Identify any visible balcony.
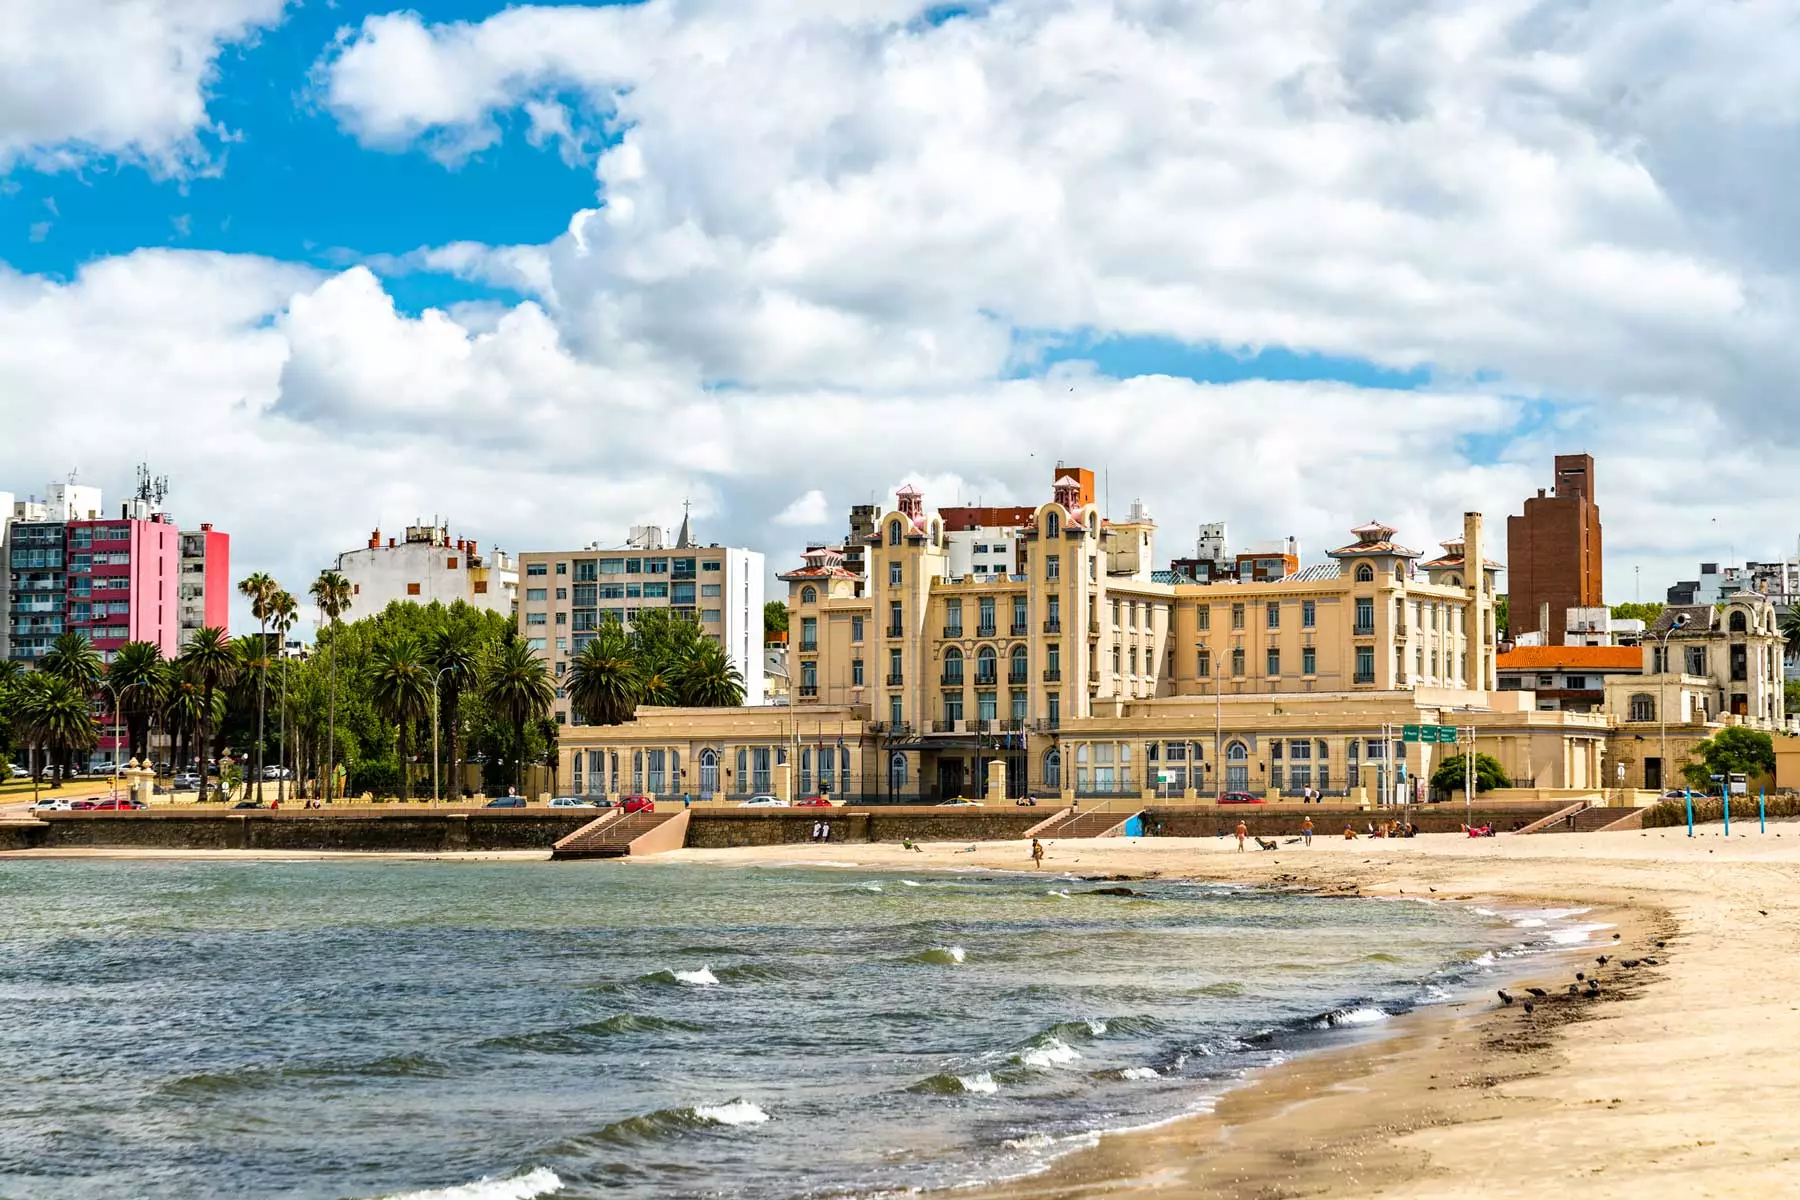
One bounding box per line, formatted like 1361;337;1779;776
799;639;818;653
1354;623;1376;636
976;623;997;638
933;720;963;733
1088;616;1099;634
943;625;964;640
886;625;904;639
1354;671;1376;685
1010;621;1027;636
1036;715;1061;731
940;672;964;687
1043;618;1061;633
974;670;998;687
799;685;818;698
1043;667;1062;681
886;672;905;686
1008;669;1028;685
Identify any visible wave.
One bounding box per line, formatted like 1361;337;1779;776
1016;1036;1082;1069
901;880;922;887
163;1053;449;1097
859;882;884;893
578;1100;769;1145
477;1014;704;1054
638;967;720;987
1046;888;1071;898
1118;1066;1160;1081
905;945;966;965
1311;1006;1389;1029
369;1167;562;1200
1547;923;1612;946
1195;981;1244;997
912;1071;998;1095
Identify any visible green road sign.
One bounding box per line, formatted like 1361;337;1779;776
1406;724;1459;743
1403;724;1421;742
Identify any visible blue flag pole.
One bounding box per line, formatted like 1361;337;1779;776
1685;788;1694;838
1722;780;1730;837
1760;786;1766;835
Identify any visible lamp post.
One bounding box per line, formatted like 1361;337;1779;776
99;680;139;801
1656;613;1692;798
431;664;455;805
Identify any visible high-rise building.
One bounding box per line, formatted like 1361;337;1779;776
517;515;766;715
1505;453;1603;647
333;523;519;624
178;524;232;641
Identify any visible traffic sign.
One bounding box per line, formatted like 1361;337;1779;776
1404;724;1458;743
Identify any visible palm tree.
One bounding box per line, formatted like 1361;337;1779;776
426;622;480;801
309;571;353;802
16;673;96;795
268;590;299;804
481;639;555;794
238;571;278;803
1781;608;1800;668
40;631;103;695
368;634;432;800
107;641;167;762
569;621;641;726
180;627;239;804
675;639;746;707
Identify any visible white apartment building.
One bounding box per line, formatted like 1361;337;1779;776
333;523;519;623
517;519;766;714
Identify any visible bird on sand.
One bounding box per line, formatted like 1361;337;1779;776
1655;940;1666;948
1576;972;1585;981
1596;955;1609;966
1526;987;1548;998
1523;1001;1535;1014
1642;957;1659;966
1760;910;1769;916
1621;959;1640;968
1568;984;1580;995
1613;933;1622;940
1497;989;1514;1006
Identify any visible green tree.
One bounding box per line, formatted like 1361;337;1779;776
310;570;353;801
426;620;482;800
0;660;22;770
481;638;555;793
107;641;168;762
1493;596;1509;642
16;673;97;792
1785;678;1800;718
40;631;103;696
368;634;433;800
676;638;746;707
764;600;789;641
1780;608;1800;663
1612;602;1667;625
268;589;299;802
238;571;279;802
1682;725;1776;790
180;627;240;804
568;620;641;726
1431;751;1510;795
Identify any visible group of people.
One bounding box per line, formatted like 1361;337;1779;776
809;821;834;842
1342;819;1418;839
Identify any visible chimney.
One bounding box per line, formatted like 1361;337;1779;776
370;528;381;549
1463;511;1494;691
200;523;212;532
389;537;396;548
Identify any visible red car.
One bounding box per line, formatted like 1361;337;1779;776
795;797;834;808
89;798;148;811
1219;792;1266;805
70;799;100;811
620;796;655;814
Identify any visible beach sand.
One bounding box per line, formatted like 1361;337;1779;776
662;825;1800;1199
16;823;1797;1196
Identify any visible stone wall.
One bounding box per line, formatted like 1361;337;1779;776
29;810;594;853
0;821;48;852
1140;803;1562;838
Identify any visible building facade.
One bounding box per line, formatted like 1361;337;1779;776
178;524;231;641
334;523;519;624
517;521;766;715
1497;645;1642;713
1506;453;1603;647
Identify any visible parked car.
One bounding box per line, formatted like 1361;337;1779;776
91;798;148;811
232;800;265;809
936;798;981;807
27;798;71;813
794;796;834;808
485;795;528;808
261;765;293;780
171;773;202;790
738;795;789;808
8;763;28;779
1219;792;1265;805
70;800;101;811
620;796;655;814
548;796;598;809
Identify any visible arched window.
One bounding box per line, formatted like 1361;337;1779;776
801;586;816;604
1394;562;1405;581
1355;563;1375;583
1046;511;1060;538
888;520;902;546
931;521;941;547
699;748;719;797
976;645;997;683
1010;644;1028;682
889;751;909;792
1226;741;1248;761
1629;693;1656;722
943;646;964;684
1225;740;1249;792
1044;748;1061;790
1730;610;1748;633
1447;574;1462;588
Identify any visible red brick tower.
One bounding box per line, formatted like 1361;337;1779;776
1505;454;1603;647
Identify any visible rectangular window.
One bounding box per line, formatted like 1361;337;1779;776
889;696;904;728
1302;646;1316;675
702;608;721;624
1196;605;1210;631
1129;647;1139;674
1012;596;1027;633
526;588;547;601
623;558;641;575
573;583;597;606
977;691;997;721
1047;644;1061;673
889;561;903;585
1231;603;1245;630
1112;645;1121;673
1266;601;1280;629
701;584;722;597
526;637;546;651
944;692;963;723
1129;603;1138;629
406;582;421;596
1197;649;1211;678
889;600;903;634
600;583;625;600
1011;690;1028;723
1355;646;1375;682
672;582;696;605
851;616;864;642
575;560;597;581
1355;598;1375;632
1566;674;1588;690
600;558;625;574
527;563;547;576
1231;647;1245;676
556;563;567;575
801;616;818;650
1266;648;1280;676
889;648;903;679
526;612;547;626
945;597;963;634
1046;555;1060;580
1048;693;1061;726
978;596;995;633
644;559;670;575
702;560;722;572
1301;599;1316;628
852;658;864;686
642;582;669;598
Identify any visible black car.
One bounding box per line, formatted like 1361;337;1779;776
233;800;265;809
485;796;527;808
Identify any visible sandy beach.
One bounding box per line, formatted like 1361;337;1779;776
13;823;1797;1197
660;826;1799;1199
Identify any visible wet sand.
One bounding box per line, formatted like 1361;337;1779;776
667;825;1800;1198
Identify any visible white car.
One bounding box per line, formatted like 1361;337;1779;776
936;798;981;807
261;765;293;780
548;796;598;809
739;795;790;808
28;798;71;813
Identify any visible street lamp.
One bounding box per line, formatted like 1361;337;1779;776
1656;613;1692;800
98;679;140;801
432;664;456;805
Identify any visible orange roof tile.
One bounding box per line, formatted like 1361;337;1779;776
1496;645;1642;671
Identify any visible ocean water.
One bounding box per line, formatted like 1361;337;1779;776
0;861;1548;1199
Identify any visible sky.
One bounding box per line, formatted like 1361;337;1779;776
4;0;1797;634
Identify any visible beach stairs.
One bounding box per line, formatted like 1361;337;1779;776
1519;801;1624;834
552;809;690;860
1037;809;1142;839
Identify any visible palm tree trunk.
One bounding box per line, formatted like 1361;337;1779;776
278;664;288;806
256;619;268;805
515;719;526;793
445;689;459;801
326;636;338;804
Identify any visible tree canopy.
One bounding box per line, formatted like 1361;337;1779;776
1682;726;1776;790
1430;751;1511;795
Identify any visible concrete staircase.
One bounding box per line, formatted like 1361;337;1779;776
1040;809;1141;839
1522;801;1632;834
551;809;690;860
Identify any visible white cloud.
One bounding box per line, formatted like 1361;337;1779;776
0;0;287;171
772;490;831;527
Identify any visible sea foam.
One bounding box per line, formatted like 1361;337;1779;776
674;967;719;986
694;1100;770;1126
374;1166;562;1200
1018;1037;1082;1068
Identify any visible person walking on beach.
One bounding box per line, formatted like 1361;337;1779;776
1234;820;1248;851
1301;815;1313;846
1030;838;1045;868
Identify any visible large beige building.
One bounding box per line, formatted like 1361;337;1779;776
549;468;1611;806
